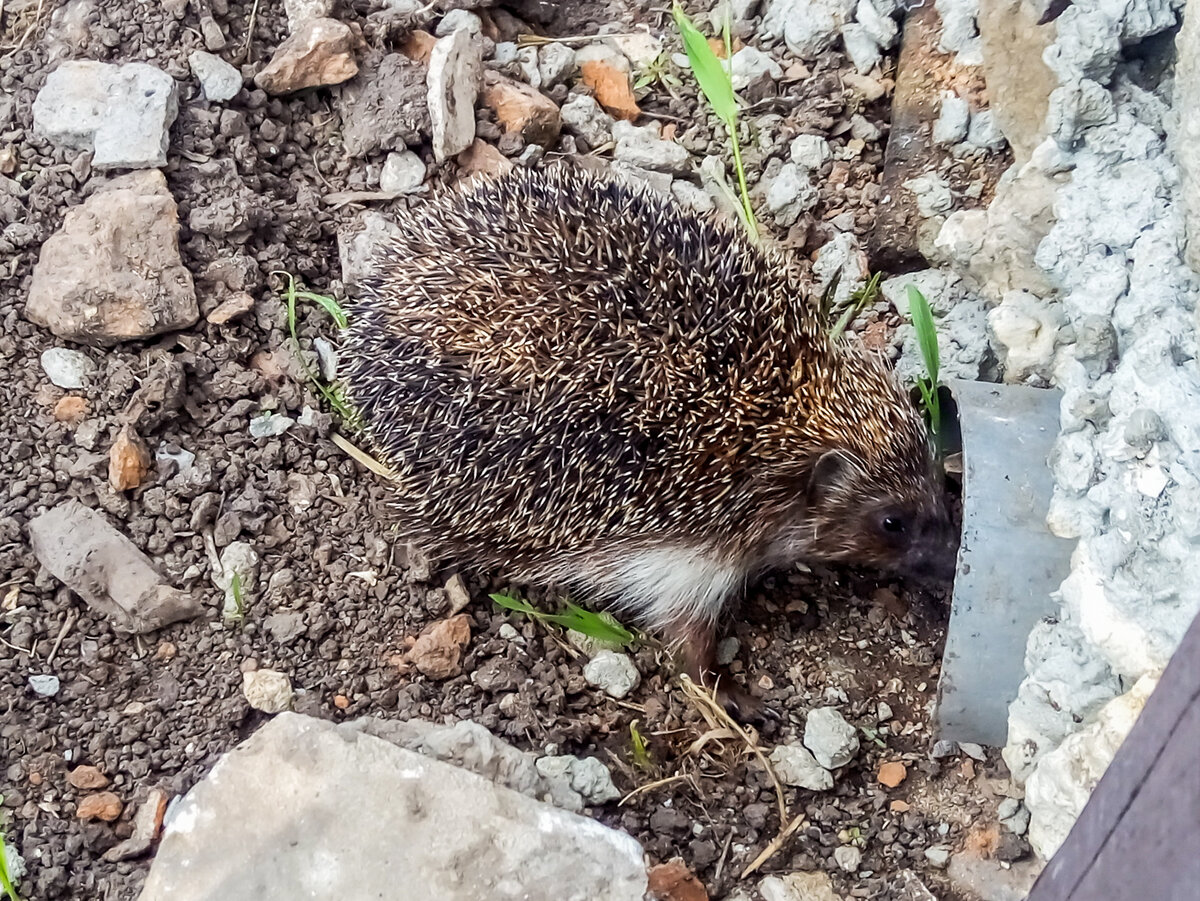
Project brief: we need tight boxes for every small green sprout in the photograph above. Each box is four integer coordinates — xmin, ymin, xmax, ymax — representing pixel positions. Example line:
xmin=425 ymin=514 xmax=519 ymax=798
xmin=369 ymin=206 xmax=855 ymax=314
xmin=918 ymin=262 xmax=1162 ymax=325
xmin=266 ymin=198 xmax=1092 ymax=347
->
xmin=634 ymin=51 xmax=683 ymax=97
xmin=273 ymin=271 xmax=362 ymax=430
xmin=672 ymin=2 xmax=759 ymax=242
xmin=490 ymin=593 xmax=636 ymax=649
xmin=629 ymin=719 xmax=653 ymax=770
xmin=907 ymin=284 xmax=942 ymax=443
xmin=224 ymin=571 xmax=246 ymax=624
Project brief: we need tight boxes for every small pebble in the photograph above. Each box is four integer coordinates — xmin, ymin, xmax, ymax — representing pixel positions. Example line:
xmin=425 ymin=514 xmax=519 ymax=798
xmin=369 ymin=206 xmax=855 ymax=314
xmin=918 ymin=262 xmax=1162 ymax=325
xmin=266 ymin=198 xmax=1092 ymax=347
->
xmin=924 ymin=845 xmax=952 ymax=868
xmin=29 ymin=674 xmax=61 ymax=697
xmin=582 ymin=650 xmax=640 ymax=699
xmin=716 ymin=636 xmax=740 ymax=666
xmin=379 ymin=150 xmax=426 ymax=194
xmin=249 ymin=412 xmax=295 ymax=438
xmin=242 ymin=668 xmax=293 ymax=713
xmin=40 ymin=347 xmax=95 ymax=389
xmin=834 ymin=845 xmax=862 ymax=872
xmin=959 ymin=741 xmax=986 ymax=761
xmin=803 ymin=707 xmax=860 ymax=769
xmin=930 ymin=739 xmax=959 ymax=759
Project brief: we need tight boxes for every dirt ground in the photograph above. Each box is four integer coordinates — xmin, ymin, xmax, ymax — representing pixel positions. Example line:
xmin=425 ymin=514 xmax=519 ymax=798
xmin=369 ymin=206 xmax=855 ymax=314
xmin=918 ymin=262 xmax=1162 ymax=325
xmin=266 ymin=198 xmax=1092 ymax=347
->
xmin=0 ymin=1 xmax=1020 ymax=899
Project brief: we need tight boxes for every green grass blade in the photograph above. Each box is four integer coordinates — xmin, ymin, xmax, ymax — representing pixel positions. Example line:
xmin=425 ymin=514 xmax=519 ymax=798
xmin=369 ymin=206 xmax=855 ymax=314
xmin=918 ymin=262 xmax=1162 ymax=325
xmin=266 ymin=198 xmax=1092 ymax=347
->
xmin=490 ymin=592 xmax=538 ymax=615
xmin=295 ymin=291 xmax=349 ymax=329
xmin=672 ymin=2 xmax=736 ymax=127
xmin=907 ymin=285 xmax=940 ymax=384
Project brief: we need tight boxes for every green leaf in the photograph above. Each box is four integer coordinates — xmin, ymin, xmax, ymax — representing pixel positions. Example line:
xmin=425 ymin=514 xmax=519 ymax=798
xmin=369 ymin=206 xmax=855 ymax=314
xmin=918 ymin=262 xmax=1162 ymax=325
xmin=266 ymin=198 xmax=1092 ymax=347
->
xmin=490 ymin=593 xmax=635 ymax=648
xmin=490 ymin=592 xmax=538 ymax=615
xmin=630 ymin=719 xmax=653 ymax=769
xmin=672 ymin=2 xmax=736 ymax=127
xmin=907 ymin=285 xmax=940 ymax=385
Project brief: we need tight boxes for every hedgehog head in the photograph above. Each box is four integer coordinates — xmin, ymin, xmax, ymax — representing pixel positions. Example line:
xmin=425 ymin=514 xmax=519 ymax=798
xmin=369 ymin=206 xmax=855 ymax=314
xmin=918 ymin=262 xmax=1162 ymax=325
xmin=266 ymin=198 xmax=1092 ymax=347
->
xmin=765 ymin=347 xmax=957 ymax=583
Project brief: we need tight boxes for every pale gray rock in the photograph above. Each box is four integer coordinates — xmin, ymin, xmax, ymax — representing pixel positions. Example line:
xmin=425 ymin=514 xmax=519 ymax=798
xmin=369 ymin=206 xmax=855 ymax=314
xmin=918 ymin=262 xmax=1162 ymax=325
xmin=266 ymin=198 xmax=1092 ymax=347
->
xmin=138 ymin=714 xmax=649 ymax=901
xmin=790 ymin=133 xmax=831 ymax=170
xmin=242 ymin=669 xmax=293 ymax=714
xmin=435 ymin=9 xmax=482 ymax=36
xmin=535 ymin=755 xmax=621 ymax=804
xmin=583 ymin=650 xmax=640 ymax=699
xmin=759 ymin=871 xmax=841 ymax=901
xmin=841 ymin=24 xmax=882 ymax=74
xmin=561 ymin=93 xmax=614 ymax=147
xmin=612 ymin=120 xmax=690 ymax=174
xmin=338 ymin=211 xmax=404 ymax=295
xmin=33 ymin=60 xmax=178 ymax=169
xmin=729 ymin=46 xmax=782 ymax=91
xmin=802 ymin=707 xmax=860 ymax=769
xmin=538 ymin=43 xmax=576 ymax=88
xmin=671 ymin=180 xmax=716 ymax=213
xmin=759 ymin=0 xmax=856 ymax=58
xmin=768 ymin=743 xmax=834 ymax=791
xmin=834 ymin=845 xmax=862 ymax=872
xmin=40 ymin=347 xmax=95 ymax=389
xmin=189 ymin=50 xmax=242 ymax=102
xmin=284 ymin=0 xmax=334 ymax=31
xmin=28 ymin=499 xmax=202 ymax=633
xmin=428 ymin=27 xmax=482 ymax=162
xmin=764 ymin=162 xmax=818 ymax=226
xmin=29 ymin=675 xmax=61 ymax=697
xmin=966 ymin=108 xmax=1008 ymax=151
xmin=933 ymin=92 xmax=970 ymax=145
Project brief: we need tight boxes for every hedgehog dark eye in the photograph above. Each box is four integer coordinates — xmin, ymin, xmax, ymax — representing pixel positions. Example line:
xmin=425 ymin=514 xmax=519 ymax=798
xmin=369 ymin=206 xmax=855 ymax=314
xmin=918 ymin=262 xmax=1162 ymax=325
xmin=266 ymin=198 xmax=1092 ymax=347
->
xmin=882 ymin=515 xmax=905 ymax=534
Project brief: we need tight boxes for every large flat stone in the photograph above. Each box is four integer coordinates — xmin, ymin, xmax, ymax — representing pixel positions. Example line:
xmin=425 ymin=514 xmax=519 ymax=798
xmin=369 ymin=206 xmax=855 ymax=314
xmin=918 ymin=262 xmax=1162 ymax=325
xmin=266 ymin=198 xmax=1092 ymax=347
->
xmin=138 ymin=713 xmax=648 ymax=901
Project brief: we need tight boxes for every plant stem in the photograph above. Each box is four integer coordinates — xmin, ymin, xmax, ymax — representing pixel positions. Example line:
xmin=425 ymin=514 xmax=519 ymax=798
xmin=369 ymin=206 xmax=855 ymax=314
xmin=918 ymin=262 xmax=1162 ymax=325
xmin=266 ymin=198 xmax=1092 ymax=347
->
xmin=728 ymin=127 xmax=759 ymax=242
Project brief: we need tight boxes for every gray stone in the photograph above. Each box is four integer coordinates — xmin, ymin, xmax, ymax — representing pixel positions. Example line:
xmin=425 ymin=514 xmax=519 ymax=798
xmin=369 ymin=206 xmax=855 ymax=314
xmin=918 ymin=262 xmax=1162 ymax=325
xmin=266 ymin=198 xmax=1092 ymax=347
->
xmin=671 ymin=180 xmax=716 ymax=213
xmin=977 ymin=0 xmax=1056 ymax=164
xmin=966 ymin=108 xmax=1008 ymax=151
xmin=768 ymin=743 xmax=834 ymax=790
xmin=924 ymin=845 xmax=952 ymax=868
xmin=759 ymin=0 xmax=856 ymax=58
xmin=40 ymin=347 xmax=95 ymax=389
xmin=338 ymin=54 xmax=429 ymax=158
xmin=764 ymin=162 xmax=818 ymax=226
xmin=790 ymin=134 xmax=831 ymax=170
xmin=284 ymin=0 xmax=335 ymax=31
xmin=138 ymin=714 xmax=648 ymax=900
xmin=849 ymin=113 xmax=881 ymax=142
xmin=214 ymin=540 xmax=260 ymax=621
xmin=933 ymin=92 xmax=970 ymax=145
xmin=538 ymin=43 xmax=576 ymax=88
xmin=715 ymin=636 xmax=740 ymax=666
xmin=729 ymin=46 xmax=782 ymax=91
xmin=612 ymin=120 xmax=690 ymax=174
xmin=242 ymin=669 xmax=293 ymax=713
xmin=535 ymin=755 xmax=621 ymax=804
xmin=611 ymin=161 xmax=674 ymax=196
xmin=856 ymin=0 xmax=899 ymax=48
xmin=834 ymin=845 xmax=862 ymax=872
xmin=189 ymin=51 xmax=242 ymax=102
xmin=26 ymin=170 xmax=198 ymax=346
xmin=802 ymin=707 xmax=859 ymax=769
xmin=249 ymin=412 xmax=294 ymax=438
xmin=428 ymin=27 xmax=482 ymax=162
xmin=355 ymin=717 xmax=586 ymax=811
xmin=841 ymin=24 xmax=882 ymax=74
xmin=29 ymin=675 xmax=61 ymax=697
xmin=1176 ymin=1 xmax=1200 ymax=275
xmin=583 ymin=650 xmax=640 ymax=699
xmin=33 ymin=60 xmax=178 ymax=169
xmin=435 ymin=9 xmax=482 ymax=36
xmin=27 ymin=499 xmax=202 ymax=633
xmin=264 ymin=612 xmax=306 ymax=643
xmin=561 ymin=93 xmax=614 ymax=148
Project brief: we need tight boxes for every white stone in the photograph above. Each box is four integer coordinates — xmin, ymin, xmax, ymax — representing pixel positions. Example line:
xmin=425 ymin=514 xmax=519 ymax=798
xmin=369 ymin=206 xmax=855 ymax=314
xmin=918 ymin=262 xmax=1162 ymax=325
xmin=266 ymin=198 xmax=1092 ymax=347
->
xmin=729 ymin=46 xmax=783 ymax=91
xmin=249 ymin=412 xmax=294 ymax=438
xmin=1024 ymin=674 xmax=1158 ymax=860
xmin=379 ymin=150 xmax=426 ymax=194
xmin=612 ymin=120 xmax=690 ymax=174
xmin=924 ymin=845 xmax=952 ymax=868
xmin=427 ymin=27 xmax=482 ymax=162
xmin=769 ymin=743 xmax=834 ymax=791
xmin=813 ymin=232 xmax=867 ymax=307
xmin=535 ymin=755 xmax=621 ymax=804
xmin=759 ymin=0 xmax=856 ymax=58
xmin=802 ymin=707 xmax=859 ymax=769
xmin=764 ymin=162 xmax=818 ymax=226
xmin=934 ymin=0 xmax=982 ymax=66
xmin=241 ymin=669 xmax=293 ymax=713
xmin=603 ymin=30 xmax=662 ymax=69
xmin=834 ymin=845 xmax=862 ymax=872
xmin=214 ymin=540 xmax=259 ymax=621
xmin=435 ymin=9 xmax=482 ymax=37
xmin=583 ymin=650 xmax=640 ymax=699
xmin=284 ymin=0 xmax=334 ymax=32
xmin=902 ymin=172 xmax=953 ymax=218
xmin=933 ymin=91 xmax=970 ymax=144
xmin=29 ymin=674 xmax=61 ymax=697
xmin=987 ymin=289 xmax=1065 ymax=383
xmin=33 ymin=60 xmax=178 ymax=169
xmin=855 ymin=0 xmax=899 ymax=48
xmin=841 ymin=24 xmax=882 ymax=74
xmin=138 ymin=713 xmax=648 ymax=901
xmin=849 ymin=113 xmax=880 ymax=142
xmin=40 ymin=347 xmax=95 ymax=389
xmin=790 ymin=134 xmax=831 ymax=171
xmin=538 ymin=43 xmax=576 ymax=88
xmin=189 ymin=50 xmax=242 ymax=102
xmin=561 ymin=93 xmax=614 ymax=148
xmin=759 ymin=871 xmax=841 ymax=901
xmin=966 ymin=108 xmax=1007 ymax=151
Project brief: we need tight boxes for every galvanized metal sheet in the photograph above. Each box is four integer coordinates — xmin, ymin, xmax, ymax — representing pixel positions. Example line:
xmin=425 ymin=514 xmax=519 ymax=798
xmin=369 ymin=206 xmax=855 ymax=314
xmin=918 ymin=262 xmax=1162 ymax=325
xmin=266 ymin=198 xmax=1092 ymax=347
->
xmin=935 ymin=379 xmax=1075 ymax=746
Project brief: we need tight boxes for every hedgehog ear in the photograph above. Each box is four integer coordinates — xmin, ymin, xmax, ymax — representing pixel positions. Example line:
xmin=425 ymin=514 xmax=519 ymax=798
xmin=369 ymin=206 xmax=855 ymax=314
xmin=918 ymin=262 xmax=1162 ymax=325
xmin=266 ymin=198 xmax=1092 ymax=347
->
xmin=807 ymin=450 xmax=857 ymax=505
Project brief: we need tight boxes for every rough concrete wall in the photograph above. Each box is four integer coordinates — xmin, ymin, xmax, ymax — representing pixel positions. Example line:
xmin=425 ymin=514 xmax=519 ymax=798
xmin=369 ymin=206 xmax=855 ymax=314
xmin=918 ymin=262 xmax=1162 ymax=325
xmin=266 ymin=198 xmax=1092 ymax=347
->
xmin=977 ymin=0 xmax=1057 ymax=165
xmin=1174 ymin=0 xmax=1200 ymax=275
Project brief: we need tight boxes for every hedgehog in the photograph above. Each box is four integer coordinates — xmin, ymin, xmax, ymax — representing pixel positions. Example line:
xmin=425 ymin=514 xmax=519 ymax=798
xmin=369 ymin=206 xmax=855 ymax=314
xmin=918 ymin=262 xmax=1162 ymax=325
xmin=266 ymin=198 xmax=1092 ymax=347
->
xmin=341 ymin=165 xmax=956 ymax=712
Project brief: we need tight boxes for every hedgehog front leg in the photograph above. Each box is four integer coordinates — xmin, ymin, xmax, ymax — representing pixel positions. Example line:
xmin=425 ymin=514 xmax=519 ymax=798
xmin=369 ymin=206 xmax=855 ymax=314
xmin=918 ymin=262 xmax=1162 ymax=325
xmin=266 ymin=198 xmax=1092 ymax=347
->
xmin=671 ymin=618 xmax=765 ymax=722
